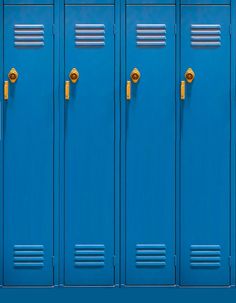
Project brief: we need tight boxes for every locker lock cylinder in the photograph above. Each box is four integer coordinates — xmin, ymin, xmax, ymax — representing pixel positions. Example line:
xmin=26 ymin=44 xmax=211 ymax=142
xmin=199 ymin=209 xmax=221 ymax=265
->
xmin=65 ymin=68 xmax=80 ymax=101
xmin=69 ymin=68 xmax=79 ymax=84
xmin=130 ymin=68 xmax=141 ymax=84
xmin=8 ymin=68 xmax=18 ymax=84
xmin=185 ymin=68 xmax=195 ymax=83
xmin=126 ymin=68 xmax=141 ymax=100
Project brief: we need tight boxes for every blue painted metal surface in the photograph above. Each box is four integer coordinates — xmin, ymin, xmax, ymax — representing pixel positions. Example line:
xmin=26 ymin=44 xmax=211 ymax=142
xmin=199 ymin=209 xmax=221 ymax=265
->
xmin=0 ymin=288 xmax=236 ymax=303
xmin=64 ymin=5 xmax=115 ymax=286
xmin=0 ymin=0 xmax=235 ymax=293
xmin=125 ymin=5 xmax=176 ymax=285
xmin=180 ymin=5 xmax=231 ymax=286
xmin=126 ymin=0 xmax=175 ymax=3
xmin=182 ymin=0 xmax=230 ymax=4
xmin=65 ymin=0 xmax=114 ymax=3
xmin=3 ymin=5 xmax=54 ymax=286
xmin=4 ymin=0 xmax=53 ymax=3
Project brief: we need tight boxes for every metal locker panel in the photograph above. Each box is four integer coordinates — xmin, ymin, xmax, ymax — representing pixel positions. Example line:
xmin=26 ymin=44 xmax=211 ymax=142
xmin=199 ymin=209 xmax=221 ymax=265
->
xmin=126 ymin=1 xmax=175 ymax=3
xmin=4 ymin=0 xmax=53 ymax=3
xmin=181 ymin=1 xmax=229 ymax=4
xmin=64 ymin=5 xmax=115 ymax=286
xmin=180 ymin=5 xmax=231 ymax=286
xmin=125 ymin=5 xmax=176 ymax=285
xmin=65 ymin=1 xmax=113 ymax=4
xmin=0 ymin=2 xmax=3 ymax=287
xmin=3 ymin=5 xmax=54 ymax=286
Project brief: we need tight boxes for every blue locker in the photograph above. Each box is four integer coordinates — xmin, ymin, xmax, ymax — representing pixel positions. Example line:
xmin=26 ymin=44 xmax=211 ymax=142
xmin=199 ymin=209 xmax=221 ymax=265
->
xmin=126 ymin=1 xmax=175 ymax=4
xmin=64 ymin=5 xmax=115 ymax=286
xmin=0 ymin=0 xmax=235 ymax=291
xmin=4 ymin=0 xmax=53 ymax=3
xmin=125 ymin=5 xmax=176 ymax=285
xmin=65 ymin=0 xmax=113 ymax=3
xmin=181 ymin=0 xmax=230 ymax=4
xmin=3 ymin=5 xmax=54 ymax=286
xmin=180 ymin=5 xmax=231 ymax=286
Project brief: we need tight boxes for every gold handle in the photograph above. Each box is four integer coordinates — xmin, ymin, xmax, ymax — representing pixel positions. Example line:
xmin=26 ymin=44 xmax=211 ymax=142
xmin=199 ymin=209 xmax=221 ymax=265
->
xmin=126 ymin=80 xmax=131 ymax=100
xmin=65 ymin=81 xmax=70 ymax=101
xmin=185 ymin=68 xmax=195 ymax=83
xmin=130 ymin=68 xmax=141 ymax=84
xmin=4 ymin=81 xmax=9 ymax=101
xmin=8 ymin=68 xmax=18 ymax=83
xmin=69 ymin=68 xmax=79 ymax=84
xmin=180 ymin=81 xmax=185 ymax=101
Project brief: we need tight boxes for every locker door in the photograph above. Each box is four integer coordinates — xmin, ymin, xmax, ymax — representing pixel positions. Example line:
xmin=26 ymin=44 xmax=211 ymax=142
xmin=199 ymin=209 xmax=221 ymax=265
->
xmin=64 ymin=5 xmax=115 ymax=286
xmin=125 ymin=5 xmax=176 ymax=285
xmin=180 ymin=5 xmax=231 ymax=286
xmin=3 ymin=6 xmax=54 ymax=286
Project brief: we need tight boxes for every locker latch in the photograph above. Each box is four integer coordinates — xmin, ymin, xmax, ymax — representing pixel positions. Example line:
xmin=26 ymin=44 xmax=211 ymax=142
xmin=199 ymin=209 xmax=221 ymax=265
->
xmin=180 ymin=81 xmax=185 ymax=101
xmin=65 ymin=68 xmax=79 ymax=101
xmin=130 ymin=68 xmax=141 ymax=84
xmin=4 ymin=81 xmax=9 ymax=101
xmin=185 ymin=68 xmax=195 ymax=84
xmin=69 ymin=68 xmax=79 ymax=84
xmin=65 ymin=68 xmax=80 ymax=101
xmin=126 ymin=68 xmax=141 ymax=100
xmin=65 ymin=81 xmax=70 ymax=101
xmin=4 ymin=68 xmax=18 ymax=101
xmin=126 ymin=81 xmax=131 ymax=100
xmin=181 ymin=68 xmax=195 ymax=100
xmin=8 ymin=68 xmax=18 ymax=84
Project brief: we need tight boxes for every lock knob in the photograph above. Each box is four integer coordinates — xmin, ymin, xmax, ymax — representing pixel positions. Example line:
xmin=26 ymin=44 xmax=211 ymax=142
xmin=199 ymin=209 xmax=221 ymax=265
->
xmin=130 ymin=68 xmax=141 ymax=83
xmin=8 ymin=68 xmax=18 ymax=83
xmin=185 ymin=68 xmax=195 ymax=83
xmin=69 ymin=68 xmax=79 ymax=83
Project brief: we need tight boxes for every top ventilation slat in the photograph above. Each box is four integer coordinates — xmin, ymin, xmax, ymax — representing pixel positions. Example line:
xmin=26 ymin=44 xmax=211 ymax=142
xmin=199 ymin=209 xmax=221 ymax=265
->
xmin=75 ymin=24 xmax=106 ymax=47
xmin=137 ymin=24 xmax=166 ymax=29
xmin=14 ymin=24 xmax=45 ymax=48
xmin=191 ymin=24 xmax=222 ymax=48
xmin=14 ymin=24 xmax=44 ymax=29
xmin=191 ymin=24 xmax=221 ymax=29
xmin=75 ymin=24 xmax=105 ymax=29
xmin=136 ymin=24 xmax=167 ymax=47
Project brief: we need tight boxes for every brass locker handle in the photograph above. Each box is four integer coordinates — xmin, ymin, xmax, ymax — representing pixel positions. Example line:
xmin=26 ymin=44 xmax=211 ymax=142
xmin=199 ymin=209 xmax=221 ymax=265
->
xmin=4 ymin=81 xmax=9 ymax=101
xmin=126 ymin=68 xmax=141 ymax=101
xmin=8 ymin=68 xmax=18 ymax=84
xmin=180 ymin=81 xmax=186 ymax=101
xmin=126 ymin=81 xmax=131 ymax=100
xmin=69 ymin=68 xmax=79 ymax=84
xmin=65 ymin=81 xmax=70 ymax=100
xmin=185 ymin=68 xmax=195 ymax=83
xmin=130 ymin=68 xmax=141 ymax=84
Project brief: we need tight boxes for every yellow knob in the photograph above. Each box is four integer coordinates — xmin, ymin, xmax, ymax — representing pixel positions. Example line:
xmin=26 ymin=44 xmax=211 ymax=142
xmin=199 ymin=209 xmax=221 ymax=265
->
xmin=185 ymin=68 xmax=195 ymax=83
xmin=69 ymin=68 xmax=79 ymax=84
xmin=8 ymin=68 xmax=18 ymax=83
xmin=130 ymin=68 xmax=141 ymax=84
